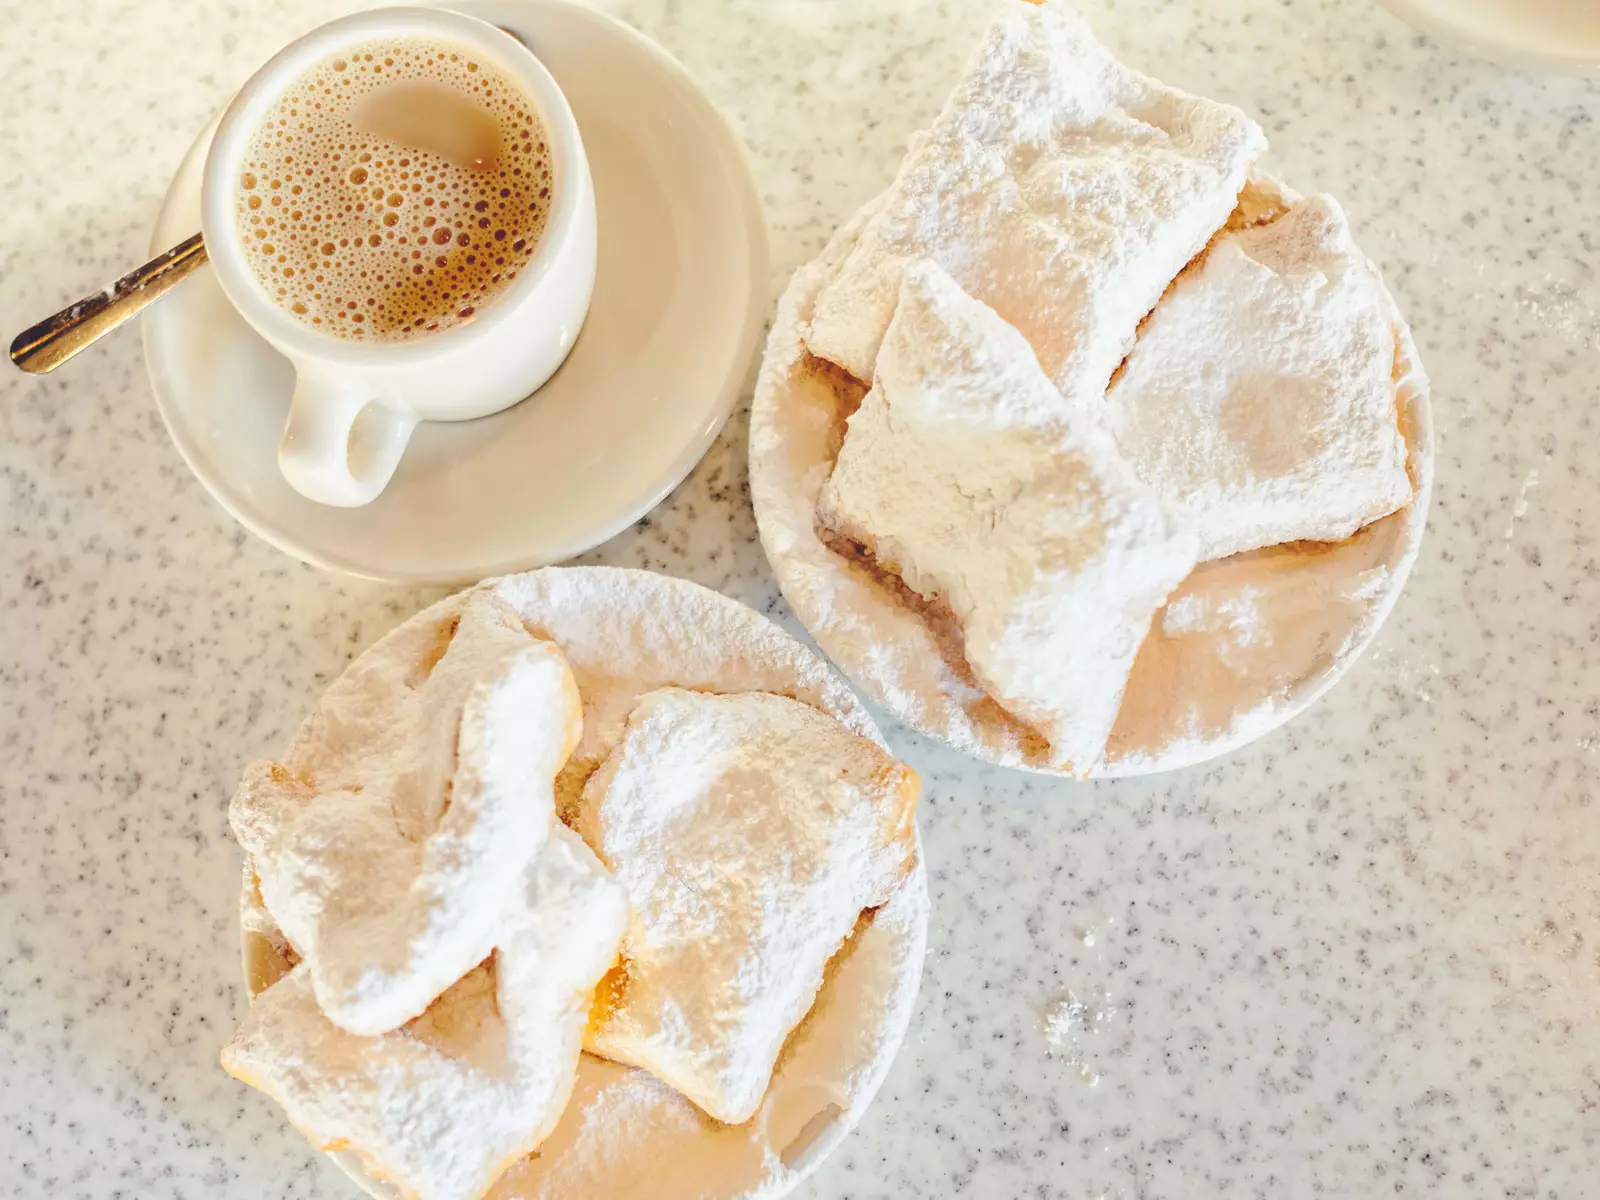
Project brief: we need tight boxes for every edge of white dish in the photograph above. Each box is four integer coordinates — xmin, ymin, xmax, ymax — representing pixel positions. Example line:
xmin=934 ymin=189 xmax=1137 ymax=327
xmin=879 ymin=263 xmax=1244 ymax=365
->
xmin=144 ymin=0 xmax=769 ymax=584
xmin=1379 ymin=0 xmax=1600 ymax=73
xmin=236 ymin=566 xmax=929 ymax=1200
xmin=748 ymin=183 xmax=1435 ymax=780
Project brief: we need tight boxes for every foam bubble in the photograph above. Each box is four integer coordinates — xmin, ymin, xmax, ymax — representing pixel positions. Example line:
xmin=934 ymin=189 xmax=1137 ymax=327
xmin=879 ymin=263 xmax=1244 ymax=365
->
xmin=234 ymin=38 xmax=552 ymax=341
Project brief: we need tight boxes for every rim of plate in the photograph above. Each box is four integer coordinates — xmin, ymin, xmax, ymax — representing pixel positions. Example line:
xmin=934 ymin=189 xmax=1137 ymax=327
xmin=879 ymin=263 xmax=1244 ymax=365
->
xmin=1378 ymin=0 xmax=1600 ymax=73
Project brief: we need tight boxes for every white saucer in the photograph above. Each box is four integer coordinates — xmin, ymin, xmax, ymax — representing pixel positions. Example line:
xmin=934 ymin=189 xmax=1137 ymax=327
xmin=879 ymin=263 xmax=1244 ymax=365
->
xmin=238 ymin=567 xmax=928 ymax=1200
xmin=145 ymin=0 xmax=768 ymax=583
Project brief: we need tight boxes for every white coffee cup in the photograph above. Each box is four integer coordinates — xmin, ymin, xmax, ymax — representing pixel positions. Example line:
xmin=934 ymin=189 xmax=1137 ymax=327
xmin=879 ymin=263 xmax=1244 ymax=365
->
xmin=200 ymin=7 xmax=597 ymax=507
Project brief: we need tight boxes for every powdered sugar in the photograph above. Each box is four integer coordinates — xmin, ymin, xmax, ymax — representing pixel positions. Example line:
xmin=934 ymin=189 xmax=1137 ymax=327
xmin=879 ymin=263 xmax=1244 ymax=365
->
xmin=222 ymin=826 xmax=627 ymax=1200
xmin=1041 ymin=989 xmax=1118 ymax=1088
xmin=749 ymin=181 xmax=1432 ymax=775
xmin=486 ymin=566 xmax=875 ymax=820
xmin=578 ymin=688 xmax=917 ymax=1123
xmin=1105 ymin=521 xmax=1402 ymax=770
xmin=237 ymin=567 xmax=928 ymax=1200
xmin=818 ymin=261 xmax=1196 ymax=774
xmin=1106 ymin=190 xmax=1413 ymax=561
xmin=231 ymin=592 xmax=580 ymax=1036
xmin=494 ymin=877 xmax=927 ymax=1199
xmin=806 ymin=1 xmax=1264 ymax=394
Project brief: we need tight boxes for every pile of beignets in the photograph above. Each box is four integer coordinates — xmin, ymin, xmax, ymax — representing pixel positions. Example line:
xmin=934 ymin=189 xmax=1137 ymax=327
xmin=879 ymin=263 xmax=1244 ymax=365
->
xmin=223 ymin=592 xmax=918 ymax=1200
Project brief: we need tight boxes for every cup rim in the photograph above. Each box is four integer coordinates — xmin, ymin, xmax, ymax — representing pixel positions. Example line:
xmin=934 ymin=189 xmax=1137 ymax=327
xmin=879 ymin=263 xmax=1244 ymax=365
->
xmin=199 ymin=5 xmax=588 ymax=368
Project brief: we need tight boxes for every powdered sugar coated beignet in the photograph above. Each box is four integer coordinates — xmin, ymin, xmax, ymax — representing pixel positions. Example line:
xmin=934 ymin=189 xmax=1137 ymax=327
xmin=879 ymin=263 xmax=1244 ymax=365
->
xmin=578 ymin=687 xmax=918 ymax=1125
xmin=222 ymin=825 xmax=627 ymax=1200
xmin=1106 ymin=193 xmax=1412 ymax=561
xmin=818 ymin=261 xmax=1197 ymax=775
xmin=231 ymin=592 xmax=581 ymax=1036
xmin=805 ymin=1 xmax=1264 ymax=397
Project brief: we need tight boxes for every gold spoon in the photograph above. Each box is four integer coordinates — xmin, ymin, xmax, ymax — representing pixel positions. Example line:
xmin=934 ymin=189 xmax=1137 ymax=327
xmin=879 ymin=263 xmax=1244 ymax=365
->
xmin=9 ymin=233 xmax=209 ymax=374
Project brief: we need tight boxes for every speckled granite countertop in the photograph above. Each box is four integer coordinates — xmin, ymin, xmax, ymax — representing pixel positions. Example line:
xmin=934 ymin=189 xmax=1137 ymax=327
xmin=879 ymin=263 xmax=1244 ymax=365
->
xmin=3 ymin=0 xmax=1599 ymax=1196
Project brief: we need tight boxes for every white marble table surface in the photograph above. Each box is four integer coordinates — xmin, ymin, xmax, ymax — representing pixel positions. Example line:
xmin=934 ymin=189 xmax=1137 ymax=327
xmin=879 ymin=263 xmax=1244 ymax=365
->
xmin=4 ymin=0 xmax=1599 ymax=1196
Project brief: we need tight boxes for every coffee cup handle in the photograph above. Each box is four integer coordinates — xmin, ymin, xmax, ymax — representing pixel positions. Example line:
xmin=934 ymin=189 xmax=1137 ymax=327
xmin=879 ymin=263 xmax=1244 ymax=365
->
xmin=277 ymin=371 xmax=418 ymax=508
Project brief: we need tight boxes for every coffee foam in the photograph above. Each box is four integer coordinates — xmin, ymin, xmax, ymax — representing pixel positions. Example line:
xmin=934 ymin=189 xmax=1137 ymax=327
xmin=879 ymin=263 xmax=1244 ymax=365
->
xmin=235 ymin=37 xmax=552 ymax=341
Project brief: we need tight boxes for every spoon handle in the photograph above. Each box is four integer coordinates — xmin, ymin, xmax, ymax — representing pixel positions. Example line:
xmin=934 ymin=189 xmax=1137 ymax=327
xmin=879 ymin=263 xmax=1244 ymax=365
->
xmin=9 ymin=233 xmax=209 ymax=375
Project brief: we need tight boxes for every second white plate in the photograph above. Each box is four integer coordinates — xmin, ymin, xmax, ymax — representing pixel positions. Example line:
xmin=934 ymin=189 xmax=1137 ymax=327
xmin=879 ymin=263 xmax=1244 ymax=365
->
xmin=144 ymin=0 xmax=768 ymax=583
xmin=240 ymin=567 xmax=929 ymax=1200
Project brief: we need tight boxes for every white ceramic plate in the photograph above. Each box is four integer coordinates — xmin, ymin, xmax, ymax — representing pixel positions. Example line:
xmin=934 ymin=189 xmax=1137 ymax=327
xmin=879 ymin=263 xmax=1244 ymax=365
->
xmin=238 ymin=566 xmax=929 ymax=1200
xmin=749 ymin=187 xmax=1435 ymax=779
xmin=1380 ymin=0 xmax=1600 ymax=72
xmin=146 ymin=0 xmax=768 ymax=583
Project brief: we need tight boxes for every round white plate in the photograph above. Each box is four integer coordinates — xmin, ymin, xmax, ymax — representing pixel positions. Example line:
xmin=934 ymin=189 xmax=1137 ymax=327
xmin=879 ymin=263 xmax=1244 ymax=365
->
xmin=750 ymin=190 xmax=1435 ymax=779
xmin=239 ymin=566 xmax=929 ymax=1200
xmin=1380 ymin=0 xmax=1600 ymax=72
xmin=146 ymin=0 xmax=768 ymax=583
